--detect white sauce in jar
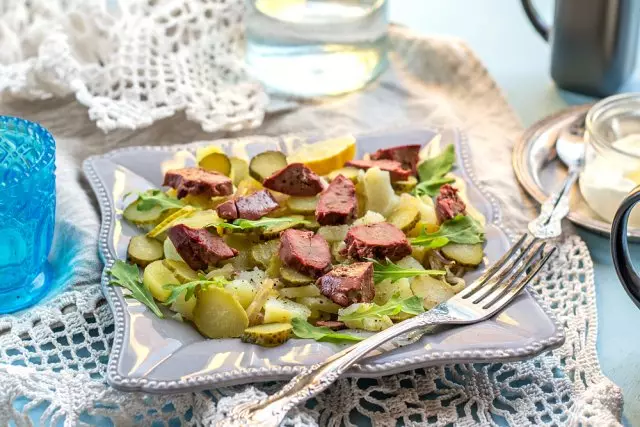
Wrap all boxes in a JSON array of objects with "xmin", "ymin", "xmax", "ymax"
[{"xmin": 580, "ymin": 135, "xmax": 640, "ymax": 227}]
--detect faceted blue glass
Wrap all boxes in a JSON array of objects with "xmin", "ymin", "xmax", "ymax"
[{"xmin": 0, "ymin": 116, "xmax": 56, "ymax": 313}]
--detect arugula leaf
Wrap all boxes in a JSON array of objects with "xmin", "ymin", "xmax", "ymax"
[
  {"xmin": 417, "ymin": 144, "xmax": 455, "ymax": 182},
  {"xmin": 291, "ymin": 318, "xmax": 364, "ymax": 343},
  {"xmin": 410, "ymin": 214, "xmax": 485, "ymax": 249},
  {"xmin": 217, "ymin": 216, "xmax": 310, "ymax": 231},
  {"xmin": 370, "ymin": 258, "xmax": 445, "ymax": 284},
  {"xmin": 338, "ymin": 294, "xmax": 425, "ymax": 321},
  {"xmin": 135, "ymin": 190, "xmax": 184, "ymax": 212},
  {"xmin": 413, "ymin": 176, "xmax": 456, "ymax": 197},
  {"xmin": 108, "ymin": 260, "xmax": 164, "ymax": 318},
  {"xmin": 414, "ymin": 145, "xmax": 456, "ymax": 197},
  {"xmin": 162, "ymin": 276, "xmax": 228, "ymax": 306}
]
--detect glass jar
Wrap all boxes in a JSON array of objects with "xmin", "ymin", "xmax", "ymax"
[
  {"xmin": 580, "ymin": 93, "xmax": 640, "ymax": 227},
  {"xmin": 245, "ymin": 0, "xmax": 389, "ymax": 98}
]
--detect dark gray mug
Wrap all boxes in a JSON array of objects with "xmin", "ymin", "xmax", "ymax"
[
  {"xmin": 611, "ymin": 186, "xmax": 640, "ymax": 308},
  {"xmin": 521, "ymin": 0, "xmax": 640, "ymax": 97}
]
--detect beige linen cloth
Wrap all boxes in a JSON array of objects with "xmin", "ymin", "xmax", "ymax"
[{"xmin": 0, "ymin": 26, "xmax": 622, "ymax": 426}]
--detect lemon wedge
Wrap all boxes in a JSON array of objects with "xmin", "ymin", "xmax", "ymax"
[{"xmin": 287, "ymin": 135, "xmax": 356, "ymax": 176}]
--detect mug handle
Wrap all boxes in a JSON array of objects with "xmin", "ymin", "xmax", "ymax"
[
  {"xmin": 611, "ymin": 186, "xmax": 640, "ymax": 308},
  {"xmin": 520, "ymin": 0, "xmax": 550, "ymax": 41}
]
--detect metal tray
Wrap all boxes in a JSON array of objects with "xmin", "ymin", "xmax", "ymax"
[{"xmin": 513, "ymin": 104, "xmax": 640, "ymax": 240}]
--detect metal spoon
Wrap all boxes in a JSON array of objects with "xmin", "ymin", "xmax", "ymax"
[{"xmin": 528, "ymin": 113, "xmax": 586, "ymax": 238}]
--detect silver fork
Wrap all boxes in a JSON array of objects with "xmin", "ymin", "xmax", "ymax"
[
  {"xmin": 220, "ymin": 162, "xmax": 579, "ymax": 426},
  {"xmin": 220, "ymin": 236, "xmax": 555, "ymax": 427}
]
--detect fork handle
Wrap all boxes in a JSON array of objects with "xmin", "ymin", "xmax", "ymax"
[
  {"xmin": 527, "ymin": 167, "xmax": 580, "ymax": 239},
  {"xmin": 223, "ymin": 308, "xmax": 455, "ymax": 427}
]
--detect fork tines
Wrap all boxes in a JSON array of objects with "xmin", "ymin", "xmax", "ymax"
[{"xmin": 457, "ymin": 234, "xmax": 556, "ymax": 310}]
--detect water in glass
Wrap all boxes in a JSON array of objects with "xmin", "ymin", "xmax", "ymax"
[
  {"xmin": 246, "ymin": 0, "xmax": 388, "ymax": 98},
  {"xmin": 0, "ymin": 117, "xmax": 56, "ymax": 313}
]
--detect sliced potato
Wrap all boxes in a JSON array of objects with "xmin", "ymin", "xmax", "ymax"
[
  {"xmin": 411, "ymin": 246, "xmax": 428, "ymax": 264},
  {"xmin": 123, "ymin": 200, "xmax": 165, "ymax": 225},
  {"xmin": 235, "ymin": 177, "xmax": 264, "ymax": 197},
  {"xmin": 266, "ymin": 255, "xmax": 282, "ymax": 279},
  {"xmin": 246, "ymin": 278, "xmax": 277, "ymax": 326},
  {"xmin": 205, "ymin": 263, "xmax": 236, "ymax": 280},
  {"xmin": 225, "ymin": 279, "xmax": 257, "ymax": 308},
  {"xmin": 451, "ymin": 175, "xmax": 486, "ymax": 226},
  {"xmin": 287, "ymin": 196, "xmax": 319, "ymax": 214},
  {"xmin": 326, "ymin": 167, "xmax": 361, "ymax": 183},
  {"xmin": 241, "ymin": 323, "xmax": 292, "ymax": 347},
  {"xmin": 143, "ymin": 260, "xmax": 180, "ymax": 302},
  {"xmin": 280, "ymin": 266, "xmax": 314, "ymax": 285},
  {"xmin": 440, "ymin": 243, "xmax": 484, "ymax": 267},
  {"xmin": 363, "ymin": 167, "xmax": 400, "ymax": 216},
  {"xmin": 278, "ymin": 284, "xmax": 321, "ymax": 299},
  {"xmin": 249, "ymin": 151, "xmax": 288, "ymax": 182},
  {"xmin": 147, "ymin": 206, "xmax": 196, "ymax": 239},
  {"xmin": 193, "ymin": 287, "xmax": 249, "ymax": 338},
  {"xmin": 386, "ymin": 203, "xmax": 420, "ymax": 232},
  {"xmin": 411, "ymin": 275, "xmax": 455, "ymax": 310},
  {"xmin": 296, "ymin": 295, "xmax": 341, "ymax": 314},
  {"xmin": 251, "ymin": 239, "xmax": 281, "ymax": 269},
  {"xmin": 230, "ymin": 157, "xmax": 250, "ymax": 186},
  {"xmin": 163, "ymin": 238, "xmax": 183, "ymax": 262},
  {"xmin": 396, "ymin": 256, "xmax": 425, "ymax": 270},
  {"xmin": 417, "ymin": 195, "xmax": 439, "ymax": 226},
  {"xmin": 317, "ymin": 225, "xmax": 349, "ymax": 243},
  {"xmin": 353, "ymin": 210, "xmax": 385, "ymax": 226},
  {"xmin": 263, "ymin": 297, "xmax": 311, "ymax": 323},
  {"xmin": 198, "ymin": 151, "xmax": 231, "ymax": 176},
  {"xmin": 162, "ymin": 259, "xmax": 199, "ymax": 283},
  {"xmin": 374, "ymin": 278, "xmax": 413, "ymax": 306},
  {"xmin": 128, "ymin": 235, "xmax": 164, "ymax": 267},
  {"xmin": 170, "ymin": 290, "xmax": 197, "ymax": 320},
  {"xmin": 392, "ymin": 175, "xmax": 418, "ymax": 193}
]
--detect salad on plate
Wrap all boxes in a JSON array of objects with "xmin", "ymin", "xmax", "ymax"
[{"xmin": 109, "ymin": 136, "xmax": 487, "ymax": 347}]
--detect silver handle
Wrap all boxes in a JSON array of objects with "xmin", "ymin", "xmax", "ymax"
[
  {"xmin": 527, "ymin": 167, "xmax": 580, "ymax": 239},
  {"xmin": 223, "ymin": 308, "xmax": 455, "ymax": 427}
]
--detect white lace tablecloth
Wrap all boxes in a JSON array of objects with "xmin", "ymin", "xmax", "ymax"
[{"xmin": 0, "ymin": 8, "xmax": 623, "ymax": 425}]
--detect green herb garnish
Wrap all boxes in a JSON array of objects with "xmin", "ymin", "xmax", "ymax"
[
  {"xmin": 338, "ymin": 294, "xmax": 425, "ymax": 321},
  {"xmin": 370, "ymin": 258, "xmax": 445, "ymax": 284},
  {"xmin": 133, "ymin": 190, "xmax": 184, "ymax": 212},
  {"xmin": 163, "ymin": 276, "xmax": 228, "ymax": 306},
  {"xmin": 291, "ymin": 318, "xmax": 364, "ymax": 343},
  {"xmin": 414, "ymin": 145, "xmax": 456, "ymax": 197},
  {"xmin": 414, "ymin": 176, "xmax": 456, "ymax": 197},
  {"xmin": 410, "ymin": 214, "xmax": 485, "ymax": 249},
  {"xmin": 217, "ymin": 216, "xmax": 310, "ymax": 231},
  {"xmin": 108, "ymin": 260, "xmax": 164, "ymax": 318}
]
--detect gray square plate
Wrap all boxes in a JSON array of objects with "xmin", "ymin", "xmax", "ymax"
[{"xmin": 83, "ymin": 127, "xmax": 565, "ymax": 393}]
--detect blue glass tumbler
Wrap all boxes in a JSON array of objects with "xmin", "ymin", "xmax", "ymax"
[{"xmin": 0, "ymin": 116, "xmax": 56, "ymax": 313}]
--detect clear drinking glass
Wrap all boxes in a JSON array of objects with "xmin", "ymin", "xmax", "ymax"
[
  {"xmin": 0, "ymin": 116, "xmax": 56, "ymax": 313},
  {"xmin": 245, "ymin": 0, "xmax": 389, "ymax": 98}
]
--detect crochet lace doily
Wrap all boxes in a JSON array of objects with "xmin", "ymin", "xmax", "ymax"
[
  {"xmin": 0, "ymin": 25, "xmax": 622, "ymax": 426},
  {"xmin": 0, "ymin": 0, "xmax": 268, "ymax": 133}
]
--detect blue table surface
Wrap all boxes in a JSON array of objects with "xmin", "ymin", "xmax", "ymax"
[
  {"xmin": 19, "ymin": 1, "xmax": 640, "ymax": 426},
  {"xmin": 390, "ymin": 0, "xmax": 640, "ymax": 425}
]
